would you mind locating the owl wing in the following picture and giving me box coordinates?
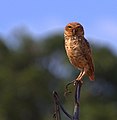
[83,38,92,56]
[83,38,94,77]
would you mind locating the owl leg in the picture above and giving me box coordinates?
[76,70,85,81]
[65,70,85,95]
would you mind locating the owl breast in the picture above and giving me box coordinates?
[65,36,87,69]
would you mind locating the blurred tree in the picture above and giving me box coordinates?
[0,31,116,120]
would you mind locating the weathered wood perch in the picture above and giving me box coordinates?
[53,80,83,120]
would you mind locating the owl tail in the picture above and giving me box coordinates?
[89,74,95,81]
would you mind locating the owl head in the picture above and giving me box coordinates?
[64,22,84,37]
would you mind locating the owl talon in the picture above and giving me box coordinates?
[64,79,83,96]
[74,80,77,86]
[74,79,83,86]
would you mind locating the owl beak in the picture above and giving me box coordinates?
[72,29,76,35]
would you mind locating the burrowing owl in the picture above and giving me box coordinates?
[64,22,94,81]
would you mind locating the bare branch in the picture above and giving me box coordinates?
[53,80,83,120]
[53,91,72,120]
[73,81,83,120]
[53,91,61,120]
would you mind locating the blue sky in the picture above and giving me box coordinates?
[0,0,117,53]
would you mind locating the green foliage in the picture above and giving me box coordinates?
[0,31,116,120]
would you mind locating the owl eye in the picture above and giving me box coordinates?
[78,26,83,31]
[67,26,72,29]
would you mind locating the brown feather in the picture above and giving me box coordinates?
[64,22,95,81]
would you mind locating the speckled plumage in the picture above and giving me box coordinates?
[64,22,94,81]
